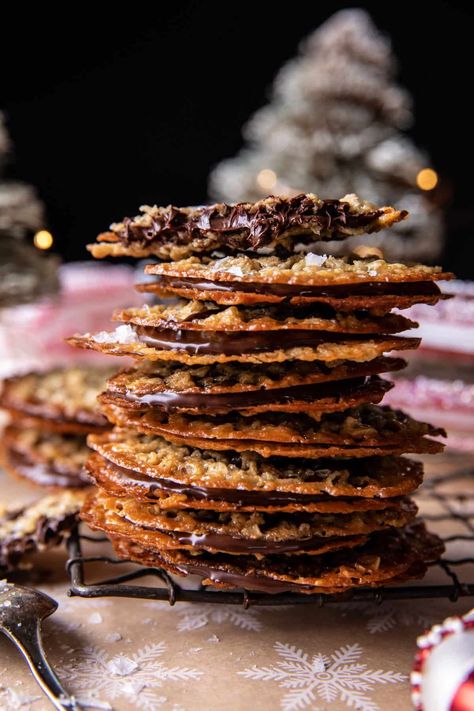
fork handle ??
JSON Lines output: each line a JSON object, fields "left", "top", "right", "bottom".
{"left": 2, "top": 618, "right": 80, "bottom": 710}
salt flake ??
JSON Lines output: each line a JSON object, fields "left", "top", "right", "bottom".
{"left": 92, "top": 324, "right": 137, "bottom": 345}
{"left": 225, "top": 266, "right": 244, "bottom": 277}
{"left": 305, "top": 253, "right": 327, "bottom": 267}
{"left": 105, "top": 632, "right": 122, "bottom": 643}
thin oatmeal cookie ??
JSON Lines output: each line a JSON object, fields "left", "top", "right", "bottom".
{"left": 88, "top": 194, "right": 407, "bottom": 260}
{"left": 67, "top": 331, "right": 419, "bottom": 366}
{"left": 87, "top": 453, "right": 412, "bottom": 514}
{"left": 100, "top": 403, "right": 445, "bottom": 458}
{"left": 105, "top": 356, "right": 405, "bottom": 396}
{"left": 0, "top": 366, "right": 113, "bottom": 431}
{"left": 86, "top": 431, "right": 424, "bottom": 500}
{"left": 99, "top": 375, "right": 393, "bottom": 416}
{"left": 0, "top": 489, "right": 87, "bottom": 572}
{"left": 82, "top": 492, "right": 417, "bottom": 557}
{"left": 82, "top": 492, "right": 370, "bottom": 557}
{"left": 136, "top": 279, "right": 448, "bottom": 312}
{"left": 113, "top": 300, "right": 415, "bottom": 334}
{"left": 144, "top": 252, "right": 452, "bottom": 287}
{"left": 111, "top": 521, "right": 444, "bottom": 594}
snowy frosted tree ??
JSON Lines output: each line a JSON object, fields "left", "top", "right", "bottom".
{"left": 209, "top": 9, "right": 443, "bottom": 261}
{"left": 0, "top": 111, "right": 57, "bottom": 306}
{"left": 0, "top": 112, "right": 44, "bottom": 238}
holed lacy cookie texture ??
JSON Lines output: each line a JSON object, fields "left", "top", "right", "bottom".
{"left": 72, "top": 193, "right": 452, "bottom": 594}
{"left": 0, "top": 366, "right": 113, "bottom": 488}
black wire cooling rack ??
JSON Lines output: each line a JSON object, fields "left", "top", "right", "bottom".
{"left": 66, "top": 468, "right": 474, "bottom": 608}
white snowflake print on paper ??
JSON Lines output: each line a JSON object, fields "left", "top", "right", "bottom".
{"left": 57, "top": 642, "right": 202, "bottom": 711}
{"left": 176, "top": 604, "right": 262, "bottom": 632}
{"left": 0, "top": 685, "right": 41, "bottom": 710}
{"left": 239, "top": 641, "right": 406, "bottom": 711}
{"left": 342, "top": 602, "right": 432, "bottom": 634}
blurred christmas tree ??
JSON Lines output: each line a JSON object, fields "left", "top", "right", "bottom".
{"left": 0, "top": 111, "right": 58, "bottom": 306}
{"left": 209, "top": 9, "right": 443, "bottom": 261}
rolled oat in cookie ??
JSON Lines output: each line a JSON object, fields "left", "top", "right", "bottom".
{"left": 0, "top": 489, "right": 87, "bottom": 572}
{"left": 111, "top": 521, "right": 444, "bottom": 594}
{"left": 88, "top": 194, "right": 407, "bottom": 261}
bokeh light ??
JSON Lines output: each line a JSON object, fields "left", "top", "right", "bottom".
{"left": 256, "top": 168, "right": 277, "bottom": 191}
{"left": 33, "top": 230, "right": 54, "bottom": 250}
{"left": 416, "top": 168, "right": 438, "bottom": 191}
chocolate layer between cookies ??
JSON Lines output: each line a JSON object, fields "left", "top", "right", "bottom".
{"left": 86, "top": 432, "right": 424, "bottom": 509}
{"left": 82, "top": 489, "right": 417, "bottom": 557}
{"left": 140, "top": 253, "right": 452, "bottom": 310}
{"left": 100, "top": 404, "right": 445, "bottom": 458}
{"left": 110, "top": 521, "right": 443, "bottom": 594}
{"left": 101, "top": 357, "right": 404, "bottom": 416}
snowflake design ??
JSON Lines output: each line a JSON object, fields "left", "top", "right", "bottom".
{"left": 239, "top": 641, "right": 406, "bottom": 711}
{"left": 175, "top": 604, "right": 262, "bottom": 632}
{"left": 341, "top": 602, "right": 433, "bottom": 634}
{"left": 57, "top": 642, "right": 202, "bottom": 711}
{"left": 0, "top": 685, "right": 41, "bottom": 710}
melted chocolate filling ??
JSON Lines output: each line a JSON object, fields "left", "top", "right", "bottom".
{"left": 118, "top": 375, "right": 384, "bottom": 411}
{"left": 135, "top": 326, "right": 406, "bottom": 356}
{"left": 128, "top": 521, "right": 358, "bottom": 554}
{"left": 97, "top": 459, "right": 395, "bottom": 508}
{"left": 153, "top": 276, "right": 441, "bottom": 299}
{"left": 170, "top": 558, "right": 325, "bottom": 593}
{"left": 119, "top": 195, "right": 386, "bottom": 251}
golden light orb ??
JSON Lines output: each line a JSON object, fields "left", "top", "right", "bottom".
{"left": 416, "top": 168, "right": 438, "bottom": 191}
{"left": 256, "top": 168, "right": 277, "bottom": 191}
{"left": 33, "top": 230, "right": 54, "bottom": 250}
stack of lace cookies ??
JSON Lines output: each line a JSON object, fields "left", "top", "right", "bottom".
{"left": 69, "top": 193, "right": 452, "bottom": 595}
{"left": 0, "top": 367, "right": 112, "bottom": 488}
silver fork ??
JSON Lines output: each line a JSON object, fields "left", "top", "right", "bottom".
{"left": 0, "top": 581, "right": 81, "bottom": 710}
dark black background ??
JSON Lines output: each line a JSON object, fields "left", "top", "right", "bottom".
{"left": 2, "top": 2, "right": 473, "bottom": 276}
